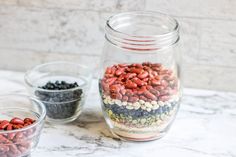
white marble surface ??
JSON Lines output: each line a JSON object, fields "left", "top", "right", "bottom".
{"left": 0, "top": 70, "right": 235, "bottom": 157}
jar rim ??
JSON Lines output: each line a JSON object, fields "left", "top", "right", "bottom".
{"left": 24, "top": 61, "right": 92, "bottom": 92}
{"left": 107, "top": 11, "right": 179, "bottom": 38}
{"left": 105, "top": 11, "right": 180, "bottom": 51}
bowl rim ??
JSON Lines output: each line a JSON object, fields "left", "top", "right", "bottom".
{"left": 0, "top": 94, "right": 46, "bottom": 134}
{"left": 24, "top": 61, "right": 93, "bottom": 92}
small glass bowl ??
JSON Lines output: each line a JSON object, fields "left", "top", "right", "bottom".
{"left": 0, "top": 94, "right": 46, "bottom": 157}
{"left": 24, "top": 61, "right": 93, "bottom": 123}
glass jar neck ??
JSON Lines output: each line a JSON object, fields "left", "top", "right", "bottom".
{"left": 105, "top": 11, "right": 179, "bottom": 52}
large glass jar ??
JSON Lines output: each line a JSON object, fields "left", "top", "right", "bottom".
{"left": 99, "top": 11, "right": 182, "bottom": 141}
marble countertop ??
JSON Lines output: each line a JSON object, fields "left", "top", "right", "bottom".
{"left": 0, "top": 70, "right": 235, "bottom": 157}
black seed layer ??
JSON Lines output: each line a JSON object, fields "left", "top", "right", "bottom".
{"left": 103, "top": 101, "right": 177, "bottom": 119}
{"left": 36, "top": 81, "right": 83, "bottom": 119}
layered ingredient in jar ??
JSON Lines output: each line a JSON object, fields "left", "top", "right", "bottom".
{"left": 0, "top": 117, "right": 35, "bottom": 157}
{"left": 100, "top": 62, "right": 180, "bottom": 139}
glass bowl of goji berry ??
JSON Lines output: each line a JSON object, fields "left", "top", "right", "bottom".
{"left": 0, "top": 94, "right": 46, "bottom": 157}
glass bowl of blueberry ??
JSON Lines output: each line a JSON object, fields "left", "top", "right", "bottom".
{"left": 24, "top": 61, "right": 93, "bottom": 123}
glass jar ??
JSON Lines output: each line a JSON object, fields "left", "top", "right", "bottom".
{"left": 99, "top": 11, "right": 182, "bottom": 141}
